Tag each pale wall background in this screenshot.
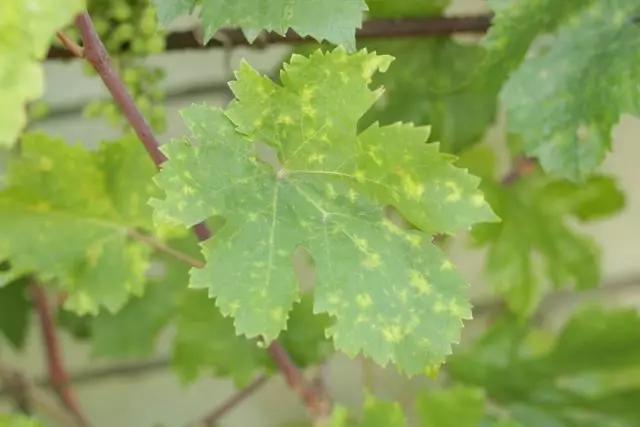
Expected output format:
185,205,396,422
1,0,639,426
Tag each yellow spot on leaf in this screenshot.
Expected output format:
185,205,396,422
471,194,485,207
308,152,326,164
381,324,403,343
362,252,381,269
445,181,461,202
356,293,373,308
228,301,240,316
325,183,336,199
270,307,284,322
440,260,453,271
401,174,424,201
39,157,53,171
277,115,294,125
409,270,431,295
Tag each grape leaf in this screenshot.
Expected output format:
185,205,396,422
502,0,640,181
480,0,594,84
417,386,486,427
172,287,270,385
470,168,624,316
328,395,406,426
173,289,333,385
448,306,640,427
416,385,525,427
91,235,201,358
0,0,84,147
366,0,448,17
152,0,367,49
0,414,43,427
57,310,93,341
277,293,334,367
0,277,31,349
0,133,159,315
151,47,496,375
359,38,499,154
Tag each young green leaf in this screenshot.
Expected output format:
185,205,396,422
502,0,640,181
0,133,160,315
471,171,624,316
152,0,367,49
0,277,31,349
0,0,84,148
151,48,496,375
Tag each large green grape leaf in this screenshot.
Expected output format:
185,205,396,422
91,235,201,357
480,0,594,84
0,277,31,349
0,0,84,148
359,38,499,154
0,414,43,427
151,47,496,375
502,0,640,181
0,133,160,315
470,166,624,316
152,0,367,50
448,306,640,427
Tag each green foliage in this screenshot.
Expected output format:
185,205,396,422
0,414,43,427
0,0,84,147
0,133,159,315
153,0,368,49
480,0,594,84
467,155,625,315
0,277,31,349
2,0,639,425
359,37,499,154
502,0,640,181
151,47,496,375
448,307,640,426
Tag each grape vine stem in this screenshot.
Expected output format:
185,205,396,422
68,10,329,419
0,363,80,427
188,374,269,427
31,284,90,427
47,14,493,60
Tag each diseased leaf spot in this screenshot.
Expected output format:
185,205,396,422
356,293,373,308
409,270,432,295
